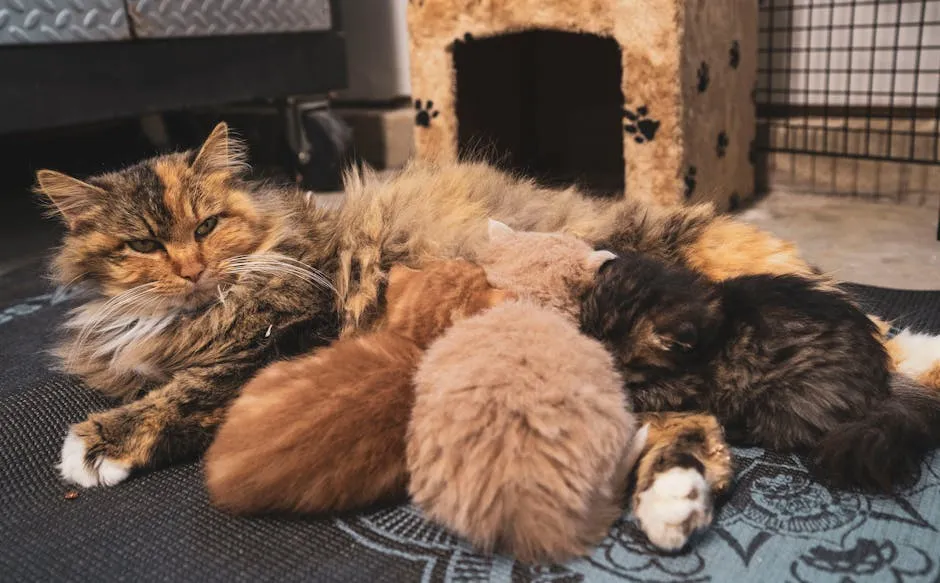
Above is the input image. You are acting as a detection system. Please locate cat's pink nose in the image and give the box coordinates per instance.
[178,262,206,283]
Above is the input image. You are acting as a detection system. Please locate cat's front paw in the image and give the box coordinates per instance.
[59,425,131,488]
[634,467,712,551]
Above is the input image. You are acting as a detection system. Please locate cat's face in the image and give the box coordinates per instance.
[581,255,723,379]
[384,259,514,347]
[36,123,274,310]
[479,220,615,319]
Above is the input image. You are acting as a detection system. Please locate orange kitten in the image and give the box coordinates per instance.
[203,260,512,515]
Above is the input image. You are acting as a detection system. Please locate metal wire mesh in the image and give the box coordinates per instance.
[756,0,940,206]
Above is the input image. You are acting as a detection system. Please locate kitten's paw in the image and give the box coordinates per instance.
[634,467,712,551]
[59,427,130,488]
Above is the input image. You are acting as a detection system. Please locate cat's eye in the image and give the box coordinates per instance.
[127,239,162,253]
[195,216,219,239]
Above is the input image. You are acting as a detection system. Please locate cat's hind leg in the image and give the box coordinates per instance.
[59,364,243,487]
[630,412,733,551]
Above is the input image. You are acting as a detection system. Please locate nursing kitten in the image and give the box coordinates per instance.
[204,260,512,515]
[410,302,634,563]
[407,222,732,560]
[581,253,940,492]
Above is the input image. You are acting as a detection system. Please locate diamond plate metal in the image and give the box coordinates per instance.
[127,0,332,39]
[0,0,130,45]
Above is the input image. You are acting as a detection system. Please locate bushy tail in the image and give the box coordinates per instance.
[813,374,940,493]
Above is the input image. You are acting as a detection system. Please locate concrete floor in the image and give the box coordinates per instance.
[739,190,940,290]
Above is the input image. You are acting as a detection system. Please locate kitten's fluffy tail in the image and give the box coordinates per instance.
[812,374,940,492]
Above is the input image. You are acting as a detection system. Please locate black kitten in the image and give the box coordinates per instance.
[581,253,940,492]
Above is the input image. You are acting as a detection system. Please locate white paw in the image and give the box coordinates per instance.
[634,467,712,551]
[58,429,130,488]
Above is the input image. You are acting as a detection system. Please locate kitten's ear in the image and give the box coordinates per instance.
[191,122,248,176]
[34,169,107,229]
[585,250,618,271]
[487,288,517,307]
[487,219,515,240]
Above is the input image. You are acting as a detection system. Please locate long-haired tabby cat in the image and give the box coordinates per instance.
[204,260,513,514]
[407,221,733,559]
[581,253,940,492]
[38,121,937,489]
[41,124,340,487]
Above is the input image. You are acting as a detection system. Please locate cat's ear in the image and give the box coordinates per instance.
[487,219,515,240]
[487,288,517,307]
[191,122,249,176]
[34,169,107,229]
[585,249,618,271]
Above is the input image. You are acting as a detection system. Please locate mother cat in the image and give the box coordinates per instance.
[38,123,937,490]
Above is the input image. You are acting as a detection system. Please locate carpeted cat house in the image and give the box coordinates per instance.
[408,0,757,209]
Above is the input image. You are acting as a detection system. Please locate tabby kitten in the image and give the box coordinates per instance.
[407,222,733,559]
[204,260,512,515]
[581,253,940,492]
[40,124,340,487]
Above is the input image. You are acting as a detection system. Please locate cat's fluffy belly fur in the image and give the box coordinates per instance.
[333,160,818,332]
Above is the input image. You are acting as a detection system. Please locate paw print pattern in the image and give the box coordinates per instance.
[684,166,697,199]
[623,106,660,144]
[414,99,439,128]
[697,62,710,93]
[729,192,741,211]
[729,40,741,69]
[716,131,729,158]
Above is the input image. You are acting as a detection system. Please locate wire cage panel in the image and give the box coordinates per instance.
[756,0,940,205]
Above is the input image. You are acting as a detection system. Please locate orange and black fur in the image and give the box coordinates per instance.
[581,254,940,492]
[204,260,511,515]
[42,124,341,487]
[36,121,938,489]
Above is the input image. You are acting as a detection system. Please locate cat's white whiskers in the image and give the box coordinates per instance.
[226,264,326,291]
[221,253,337,295]
[71,284,156,337]
[67,283,163,364]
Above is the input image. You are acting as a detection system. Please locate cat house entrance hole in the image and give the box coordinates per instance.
[453,30,625,196]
